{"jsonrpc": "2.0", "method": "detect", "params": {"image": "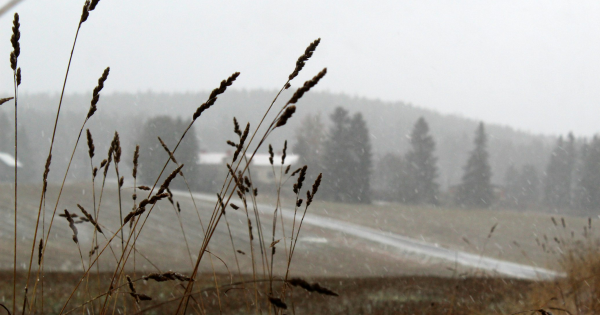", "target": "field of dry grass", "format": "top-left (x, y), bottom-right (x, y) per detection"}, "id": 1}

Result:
top-left (0, 271), bottom-right (536, 314)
